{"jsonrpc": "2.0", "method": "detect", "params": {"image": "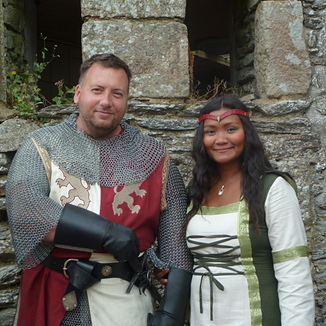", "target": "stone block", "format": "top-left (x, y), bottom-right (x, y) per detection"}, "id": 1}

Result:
top-left (260, 133), bottom-right (320, 160)
top-left (0, 308), bottom-right (16, 326)
top-left (315, 25), bottom-right (326, 59)
top-left (127, 100), bottom-right (186, 113)
top-left (137, 117), bottom-right (196, 131)
top-left (3, 3), bottom-right (25, 33)
top-left (310, 65), bottom-right (326, 97)
top-left (254, 117), bottom-right (313, 135)
top-left (0, 106), bottom-right (15, 122)
top-left (254, 1), bottom-right (312, 98)
top-left (82, 21), bottom-right (189, 98)
top-left (0, 265), bottom-right (20, 288)
top-left (255, 100), bottom-right (311, 116)
top-left (0, 175), bottom-right (6, 196)
top-left (0, 197), bottom-right (6, 211)
top-left (0, 221), bottom-right (14, 254)
top-left (0, 288), bottom-right (18, 306)
top-left (0, 119), bottom-right (39, 152)
top-left (0, 152), bottom-right (13, 176)
top-left (81, 0), bottom-right (186, 19)
top-left (306, 96), bottom-right (326, 150)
